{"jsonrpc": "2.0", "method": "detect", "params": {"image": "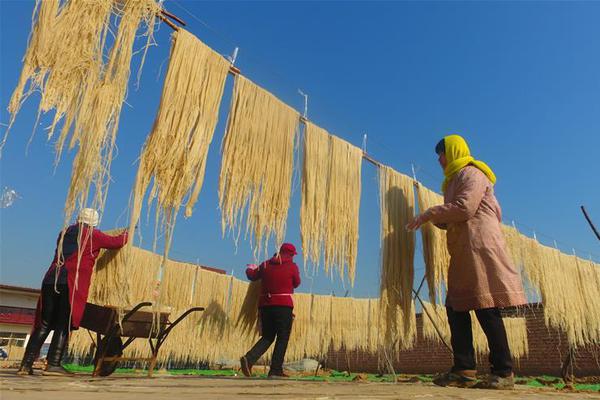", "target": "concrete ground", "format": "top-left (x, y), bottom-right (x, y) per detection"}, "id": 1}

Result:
top-left (1, 370), bottom-right (599, 400)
